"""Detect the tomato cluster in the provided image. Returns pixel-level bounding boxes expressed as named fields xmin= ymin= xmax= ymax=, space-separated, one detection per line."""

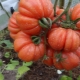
xmin=8 ymin=0 xmax=80 ymax=70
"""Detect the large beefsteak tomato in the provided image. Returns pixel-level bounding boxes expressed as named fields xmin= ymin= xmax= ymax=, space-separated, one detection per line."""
xmin=48 ymin=28 xmax=80 ymax=51
xmin=16 ymin=0 xmax=54 ymax=35
xmin=14 ymin=31 xmax=45 ymax=62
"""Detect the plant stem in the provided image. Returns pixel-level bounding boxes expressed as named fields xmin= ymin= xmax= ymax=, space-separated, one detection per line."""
xmin=59 ymin=0 xmax=65 ymax=9
xmin=73 ymin=18 xmax=80 ymax=24
xmin=54 ymin=0 xmax=58 ymax=16
xmin=69 ymin=70 xmax=73 ymax=78
xmin=65 ymin=0 xmax=72 ymax=22
xmin=0 ymin=2 xmax=10 ymax=18
xmin=52 ymin=0 xmax=72 ymax=24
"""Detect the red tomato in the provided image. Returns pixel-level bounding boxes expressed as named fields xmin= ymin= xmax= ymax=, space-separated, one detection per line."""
xmin=56 ymin=9 xmax=66 ymax=20
xmin=71 ymin=3 xmax=80 ymax=28
xmin=8 ymin=12 xmax=20 ymax=39
xmin=53 ymin=51 xmax=80 ymax=70
xmin=16 ymin=0 xmax=54 ymax=34
xmin=14 ymin=31 xmax=45 ymax=62
xmin=48 ymin=28 xmax=80 ymax=51
xmin=75 ymin=47 xmax=80 ymax=59
xmin=42 ymin=47 xmax=53 ymax=66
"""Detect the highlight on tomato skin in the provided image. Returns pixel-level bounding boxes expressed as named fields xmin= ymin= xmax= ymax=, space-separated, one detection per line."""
xmin=14 ymin=31 xmax=46 ymax=62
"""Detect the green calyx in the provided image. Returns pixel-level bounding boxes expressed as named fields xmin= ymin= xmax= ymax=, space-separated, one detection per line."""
xmin=39 ymin=18 xmax=52 ymax=29
xmin=61 ymin=21 xmax=80 ymax=30
xmin=55 ymin=52 xmax=65 ymax=62
xmin=31 ymin=36 xmax=41 ymax=45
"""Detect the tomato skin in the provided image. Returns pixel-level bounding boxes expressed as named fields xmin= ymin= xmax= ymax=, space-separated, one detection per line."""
xmin=53 ymin=51 xmax=80 ymax=70
xmin=16 ymin=0 xmax=54 ymax=33
xmin=75 ymin=47 xmax=80 ymax=59
xmin=71 ymin=3 xmax=80 ymax=28
xmin=14 ymin=31 xmax=45 ymax=62
xmin=56 ymin=9 xmax=66 ymax=20
xmin=43 ymin=47 xmax=53 ymax=66
xmin=48 ymin=28 xmax=80 ymax=51
xmin=8 ymin=12 xmax=20 ymax=39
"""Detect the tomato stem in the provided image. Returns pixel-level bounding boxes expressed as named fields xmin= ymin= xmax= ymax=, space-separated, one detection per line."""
xmin=69 ymin=70 xmax=73 ymax=78
xmin=73 ymin=18 xmax=80 ymax=24
xmin=59 ymin=0 xmax=65 ymax=9
xmin=0 ymin=2 xmax=10 ymax=18
xmin=39 ymin=18 xmax=52 ymax=29
xmin=54 ymin=0 xmax=58 ymax=17
xmin=52 ymin=0 xmax=72 ymax=24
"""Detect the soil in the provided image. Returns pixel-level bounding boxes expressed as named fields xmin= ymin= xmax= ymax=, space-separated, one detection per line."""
xmin=0 ymin=30 xmax=80 ymax=80
xmin=19 ymin=61 xmax=80 ymax=80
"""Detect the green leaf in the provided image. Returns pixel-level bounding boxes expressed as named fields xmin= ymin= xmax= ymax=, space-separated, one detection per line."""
xmin=16 ymin=66 xmax=30 ymax=79
xmin=60 ymin=75 xmax=67 ymax=80
xmin=10 ymin=59 xmax=19 ymax=66
xmin=0 ymin=60 xmax=3 ymax=66
xmin=17 ymin=66 xmax=30 ymax=75
xmin=4 ymin=52 xmax=10 ymax=58
xmin=23 ymin=61 xmax=33 ymax=67
xmin=77 ymin=75 xmax=80 ymax=80
xmin=67 ymin=76 xmax=72 ymax=80
xmin=0 ymin=73 xmax=4 ymax=80
xmin=0 ymin=40 xmax=13 ymax=49
xmin=18 ymin=66 xmax=30 ymax=75
xmin=5 ymin=64 xmax=16 ymax=70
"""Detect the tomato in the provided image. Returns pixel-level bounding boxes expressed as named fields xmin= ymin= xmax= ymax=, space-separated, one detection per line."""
xmin=8 ymin=12 xmax=41 ymax=39
xmin=8 ymin=12 xmax=20 ymax=39
xmin=14 ymin=31 xmax=45 ymax=62
xmin=42 ymin=47 xmax=53 ymax=66
xmin=48 ymin=28 xmax=80 ymax=51
xmin=56 ymin=8 xmax=66 ymax=20
xmin=53 ymin=51 xmax=80 ymax=70
xmin=16 ymin=0 xmax=54 ymax=34
xmin=75 ymin=47 xmax=80 ymax=58
xmin=71 ymin=3 xmax=80 ymax=28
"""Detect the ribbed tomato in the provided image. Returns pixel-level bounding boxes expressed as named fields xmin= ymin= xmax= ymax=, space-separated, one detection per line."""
xmin=14 ymin=31 xmax=45 ymax=62
xmin=53 ymin=51 xmax=80 ymax=70
xmin=48 ymin=28 xmax=80 ymax=51
xmin=71 ymin=3 xmax=80 ymax=28
xmin=16 ymin=0 xmax=54 ymax=35
xmin=8 ymin=12 xmax=41 ymax=39
xmin=42 ymin=47 xmax=53 ymax=66
xmin=8 ymin=12 xmax=20 ymax=39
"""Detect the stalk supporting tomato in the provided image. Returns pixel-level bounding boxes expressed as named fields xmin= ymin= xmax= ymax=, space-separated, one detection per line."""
xmin=14 ymin=31 xmax=45 ymax=62
xmin=48 ymin=28 xmax=80 ymax=51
